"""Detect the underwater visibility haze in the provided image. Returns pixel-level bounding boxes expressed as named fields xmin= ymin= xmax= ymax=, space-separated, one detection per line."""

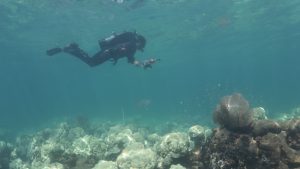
xmin=0 ymin=0 xmax=300 ymax=139
xmin=1 ymin=0 xmax=300 ymax=169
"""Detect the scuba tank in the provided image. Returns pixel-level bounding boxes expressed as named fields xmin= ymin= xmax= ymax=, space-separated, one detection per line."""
xmin=98 ymin=31 xmax=137 ymax=50
xmin=98 ymin=32 xmax=117 ymax=50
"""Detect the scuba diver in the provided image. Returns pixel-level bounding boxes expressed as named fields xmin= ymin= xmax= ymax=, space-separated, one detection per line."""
xmin=46 ymin=31 xmax=159 ymax=69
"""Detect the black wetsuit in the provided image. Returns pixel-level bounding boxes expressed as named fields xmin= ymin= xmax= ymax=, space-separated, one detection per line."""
xmin=53 ymin=32 xmax=140 ymax=67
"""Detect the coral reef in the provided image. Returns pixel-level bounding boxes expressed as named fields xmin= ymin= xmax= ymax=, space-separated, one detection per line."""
xmin=116 ymin=142 xmax=157 ymax=169
xmin=92 ymin=160 xmax=117 ymax=169
xmin=2 ymin=93 xmax=300 ymax=169
xmin=188 ymin=125 xmax=211 ymax=144
xmin=252 ymin=107 xmax=268 ymax=120
xmin=281 ymin=107 xmax=300 ymax=120
xmin=170 ymin=164 xmax=186 ymax=169
xmin=202 ymin=93 xmax=300 ymax=169
xmin=155 ymin=132 xmax=190 ymax=168
xmin=252 ymin=119 xmax=281 ymax=136
xmin=213 ymin=93 xmax=253 ymax=132
xmin=0 ymin=141 xmax=13 ymax=169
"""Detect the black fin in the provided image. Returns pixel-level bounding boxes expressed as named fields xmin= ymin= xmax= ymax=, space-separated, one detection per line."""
xmin=46 ymin=47 xmax=62 ymax=56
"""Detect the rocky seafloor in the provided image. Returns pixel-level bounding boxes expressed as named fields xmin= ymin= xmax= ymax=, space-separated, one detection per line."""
xmin=1 ymin=93 xmax=300 ymax=169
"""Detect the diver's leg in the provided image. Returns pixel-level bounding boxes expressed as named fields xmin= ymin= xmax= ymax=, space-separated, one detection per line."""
xmin=64 ymin=43 xmax=111 ymax=67
xmin=63 ymin=43 xmax=96 ymax=67
xmin=90 ymin=51 xmax=112 ymax=66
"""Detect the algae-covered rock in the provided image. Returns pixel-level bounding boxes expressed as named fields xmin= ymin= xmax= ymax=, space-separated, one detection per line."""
xmin=277 ymin=131 xmax=300 ymax=166
xmin=280 ymin=119 xmax=300 ymax=150
xmin=258 ymin=133 xmax=282 ymax=162
xmin=203 ymin=122 xmax=300 ymax=169
xmin=252 ymin=120 xmax=281 ymax=136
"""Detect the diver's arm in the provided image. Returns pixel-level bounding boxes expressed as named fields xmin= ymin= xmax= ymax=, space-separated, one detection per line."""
xmin=127 ymin=53 xmax=136 ymax=64
xmin=125 ymin=44 xmax=137 ymax=64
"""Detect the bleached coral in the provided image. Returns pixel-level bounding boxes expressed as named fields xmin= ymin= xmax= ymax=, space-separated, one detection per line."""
xmin=156 ymin=132 xmax=189 ymax=158
xmin=92 ymin=160 xmax=118 ymax=169
xmin=9 ymin=158 xmax=30 ymax=169
xmin=252 ymin=107 xmax=268 ymax=120
xmin=155 ymin=132 xmax=189 ymax=168
xmin=104 ymin=127 xmax=140 ymax=160
xmin=188 ymin=125 xmax=211 ymax=144
xmin=72 ymin=135 xmax=105 ymax=158
xmin=146 ymin=133 xmax=161 ymax=147
xmin=170 ymin=164 xmax=186 ymax=169
xmin=116 ymin=142 xmax=157 ymax=169
xmin=31 ymin=161 xmax=64 ymax=169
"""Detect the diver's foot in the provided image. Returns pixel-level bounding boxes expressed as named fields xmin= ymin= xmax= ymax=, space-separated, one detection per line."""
xmin=63 ymin=43 xmax=79 ymax=53
xmin=46 ymin=47 xmax=62 ymax=56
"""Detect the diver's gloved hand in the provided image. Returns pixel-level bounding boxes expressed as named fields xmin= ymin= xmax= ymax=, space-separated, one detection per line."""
xmin=135 ymin=58 xmax=160 ymax=69
xmin=142 ymin=58 xmax=160 ymax=69
xmin=46 ymin=47 xmax=62 ymax=56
